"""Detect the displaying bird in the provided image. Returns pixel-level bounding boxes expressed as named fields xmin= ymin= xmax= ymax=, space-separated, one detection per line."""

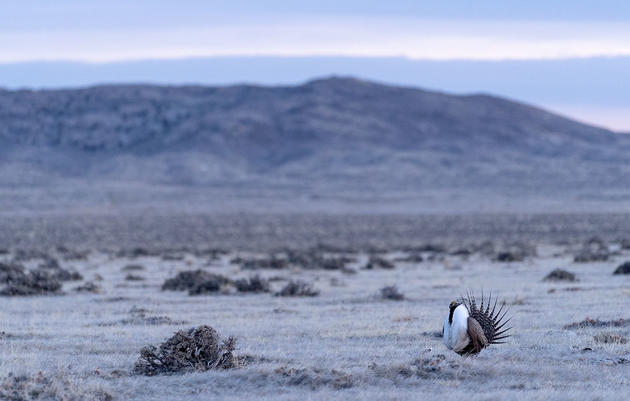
xmin=443 ymin=292 xmax=511 ymax=356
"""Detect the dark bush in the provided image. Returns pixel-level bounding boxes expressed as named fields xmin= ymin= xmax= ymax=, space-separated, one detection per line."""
xmin=162 ymin=269 xmax=229 ymax=293
xmin=122 ymin=264 xmax=145 ymax=272
xmin=380 ymin=285 xmax=404 ymax=301
xmin=0 ymin=270 xmax=62 ymax=296
xmin=594 ymin=333 xmax=628 ymax=344
xmin=125 ymin=274 xmax=145 ymax=281
xmin=364 ymin=256 xmax=395 ymax=269
xmin=241 ymin=256 xmax=289 ymax=270
xmin=134 ymin=325 xmax=237 ymax=376
xmin=544 ymin=268 xmax=577 ymax=282
xmin=394 ymin=254 xmax=424 ymax=263
xmin=275 ymin=280 xmax=319 ymax=297
xmin=74 ymin=281 xmax=101 ymax=293
xmin=613 ymin=262 xmax=630 ymax=275
xmin=0 ymin=262 xmax=26 ymax=284
xmin=188 ymin=276 xmax=230 ymax=295
xmin=574 ymin=238 xmax=610 ymax=263
xmin=495 ymin=251 xmax=525 ymax=262
xmin=234 ymin=275 xmax=271 ymax=293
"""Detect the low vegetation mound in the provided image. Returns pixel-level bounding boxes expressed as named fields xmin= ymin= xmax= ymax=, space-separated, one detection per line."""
xmin=121 ymin=264 xmax=145 ymax=272
xmin=380 ymin=285 xmax=404 ymax=301
xmin=544 ymin=269 xmax=577 ymax=282
xmin=594 ymin=332 xmax=628 ymax=344
xmin=73 ymin=281 xmax=101 ymax=293
xmin=234 ymin=275 xmax=271 ymax=293
xmin=275 ymin=280 xmax=319 ymax=297
xmin=135 ymin=325 xmax=237 ymax=376
xmin=364 ymin=256 xmax=395 ymax=269
xmin=162 ymin=269 xmax=230 ymax=295
xmin=613 ymin=262 xmax=630 ymax=275
xmin=574 ymin=238 xmax=610 ymax=263
xmin=0 ymin=268 xmax=62 ymax=296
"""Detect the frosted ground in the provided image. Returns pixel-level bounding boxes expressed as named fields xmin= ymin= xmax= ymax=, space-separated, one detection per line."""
xmin=1 ymin=214 xmax=630 ymax=400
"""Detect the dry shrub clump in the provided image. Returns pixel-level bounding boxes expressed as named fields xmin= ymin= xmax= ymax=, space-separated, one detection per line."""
xmin=0 ymin=267 xmax=62 ymax=296
xmin=544 ymin=268 xmax=577 ymax=282
xmin=162 ymin=270 xmax=230 ymax=295
xmin=0 ymin=371 xmax=112 ymax=401
xmin=234 ymin=275 xmax=271 ymax=293
xmin=73 ymin=281 xmax=101 ymax=293
xmin=125 ymin=274 xmax=145 ymax=281
xmin=380 ymin=285 xmax=404 ymax=301
xmin=493 ymin=242 xmax=536 ymax=262
xmin=564 ymin=317 xmax=630 ymax=329
xmin=241 ymin=256 xmax=289 ymax=270
xmin=574 ymin=237 xmax=610 ymax=263
xmin=121 ymin=264 xmax=145 ymax=272
xmin=594 ymin=332 xmax=628 ymax=344
xmin=135 ymin=325 xmax=237 ymax=376
xmin=275 ymin=280 xmax=319 ymax=297
xmin=613 ymin=262 xmax=630 ymax=275
xmin=364 ymin=256 xmax=395 ymax=270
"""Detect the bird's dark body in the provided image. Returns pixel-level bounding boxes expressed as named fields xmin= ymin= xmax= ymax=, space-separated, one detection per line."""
xmin=456 ymin=292 xmax=511 ymax=356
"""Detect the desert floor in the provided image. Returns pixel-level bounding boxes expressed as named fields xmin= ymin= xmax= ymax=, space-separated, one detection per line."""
xmin=1 ymin=214 xmax=629 ymax=400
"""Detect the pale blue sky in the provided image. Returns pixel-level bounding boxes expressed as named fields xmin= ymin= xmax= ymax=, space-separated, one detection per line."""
xmin=2 ymin=1 xmax=630 ymax=130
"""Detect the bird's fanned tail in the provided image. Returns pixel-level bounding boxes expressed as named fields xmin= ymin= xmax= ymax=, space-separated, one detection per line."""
xmin=462 ymin=292 xmax=512 ymax=345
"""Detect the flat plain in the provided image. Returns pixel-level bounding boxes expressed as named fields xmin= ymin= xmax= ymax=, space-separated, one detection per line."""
xmin=1 ymin=213 xmax=629 ymax=400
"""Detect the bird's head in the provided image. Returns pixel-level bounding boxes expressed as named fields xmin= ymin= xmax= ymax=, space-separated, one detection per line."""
xmin=449 ymin=300 xmax=461 ymax=312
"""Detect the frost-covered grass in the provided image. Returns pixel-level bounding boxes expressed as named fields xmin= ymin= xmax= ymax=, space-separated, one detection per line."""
xmin=1 ymin=243 xmax=630 ymax=400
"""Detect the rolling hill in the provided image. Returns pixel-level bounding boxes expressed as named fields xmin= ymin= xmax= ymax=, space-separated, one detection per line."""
xmin=1 ymin=77 xmax=629 ymax=211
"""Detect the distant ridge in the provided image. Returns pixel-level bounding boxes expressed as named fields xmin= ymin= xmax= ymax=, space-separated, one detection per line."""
xmin=1 ymin=77 xmax=629 ymax=212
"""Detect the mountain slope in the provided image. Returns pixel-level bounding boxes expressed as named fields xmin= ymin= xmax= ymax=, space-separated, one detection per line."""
xmin=1 ymin=77 xmax=629 ymax=210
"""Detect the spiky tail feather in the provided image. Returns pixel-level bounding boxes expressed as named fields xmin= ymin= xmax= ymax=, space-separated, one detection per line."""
xmin=462 ymin=291 xmax=512 ymax=345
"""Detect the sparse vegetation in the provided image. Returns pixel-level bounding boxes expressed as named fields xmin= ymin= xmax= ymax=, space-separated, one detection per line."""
xmin=0 ymin=371 xmax=112 ymax=401
xmin=564 ymin=318 xmax=630 ymax=329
